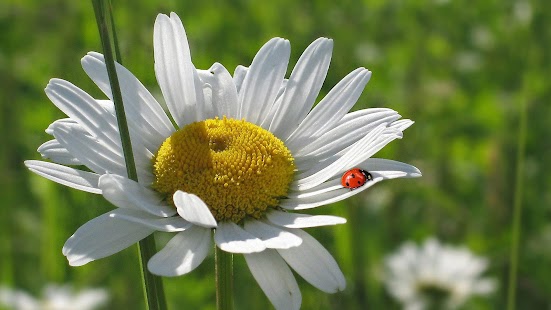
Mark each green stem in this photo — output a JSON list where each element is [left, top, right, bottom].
[[506, 75, 528, 310], [138, 235, 167, 310], [348, 201, 367, 309], [91, 0, 136, 180], [107, 0, 123, 65], [91, 1, 166, 309], [215, 244, 234, 310]]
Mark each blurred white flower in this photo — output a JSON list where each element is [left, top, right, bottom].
[[455, 51, 482, 73], [354, 41, 382, 65], [423, 79, 457, 99], [471, 26, 495, 50], [360, 186, 393, 213], [0, 285, 108, 310], [383, 238, 496, 310], [513, 0, 532, 25]]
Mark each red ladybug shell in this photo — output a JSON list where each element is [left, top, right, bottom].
[[341, 168, 372, 190]]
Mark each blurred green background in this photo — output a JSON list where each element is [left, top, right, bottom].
[[1, 0, 549, 309]]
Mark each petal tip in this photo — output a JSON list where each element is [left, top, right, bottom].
[[337, 280, 346, 292], [155, 13, 170, 25], [169, 12, 180, 20], [409, 165, 422, 177]]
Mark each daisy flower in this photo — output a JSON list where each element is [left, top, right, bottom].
[[383, 238, 496, 310], [25, 12, 420, 309], [0, 284, 108, 310]]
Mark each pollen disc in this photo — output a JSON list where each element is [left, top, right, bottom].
[[152, 117, 295, 223]]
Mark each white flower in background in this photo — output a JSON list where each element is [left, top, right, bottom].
[[513, 0, 532, 25], [25, 12, 420, 309], [0, 285, 108, 310], [383, 238, 496, 310]]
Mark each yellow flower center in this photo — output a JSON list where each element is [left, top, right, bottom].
[[152, 117, 295, 223]]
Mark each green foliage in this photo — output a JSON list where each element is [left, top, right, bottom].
[[1, 0, 548, 309]]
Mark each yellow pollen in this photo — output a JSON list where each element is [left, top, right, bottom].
[[152, 117, 295, 223]]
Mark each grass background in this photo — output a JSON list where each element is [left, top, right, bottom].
[[1, 0, 549, 309]]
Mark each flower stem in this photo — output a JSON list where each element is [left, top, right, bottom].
[[506, 74, 528, 310], [347, 200, 368, 309], [91, 0, 136, 179], [138, 235, 167, 310], [215, 244, 234, 310], [91, 1, 166, 309]]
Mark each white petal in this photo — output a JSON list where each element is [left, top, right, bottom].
[[278, 229, 345, 293], [173, 191, 217, 228], [244, 220, 302, 249], [233, 65, 248, 93], [238, 38, 290, 125], [200, 81, 215, 120], [45, 79, 121, 153], [96, 99, 115, 112], [285, 68, 372, 149], [293, 108, 400, 159], [266, 210, 346, 228], [244, 250, 301, 310], [154, 12, 204, 127], [45, 118, 77, 135], [269, 38, 333, 140], [362, 158, 422, 178], [24, 160, 101, 194], [275, 79, 288, 102], [281, 163, 419, 210], [81, 52, 175, 152], [285, 178, 343, 199], [95, 99, 156, 167], [46, 117, 115, 155], [283, 177, 383, 210], [52, 122, 126, 175], [309, 125, 402, 178], [99, 174, 176, 217], [214, 222, 266, 253], [197, 63, 239, 119], [110, 209, 192, 232], [258, 89, 284, 129], [37, 139, 81, 165], [50, 122, 154, 184], [192, 71, 209, 121], [293, 125, 401, 191], [63, 210, 154, 266], [390, 119, 414, 132], [148, 226, 211, 276], [45, 91, 153, 175]]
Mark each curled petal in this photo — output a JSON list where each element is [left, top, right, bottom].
[[148, 226, 211, 276], [244, 219, 302, 249], [173, 191, 217, 228], [215, 222, 265, 253], [278, 229, 346, 293], [25, 160, 101, 194], [63, 210, 154, 266], [266, 210, 346, 228], [99, 174, 176, 217], [244, 250, 302, 310]]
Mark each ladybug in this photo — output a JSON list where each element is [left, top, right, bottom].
[[341, 168, 372, 190]]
